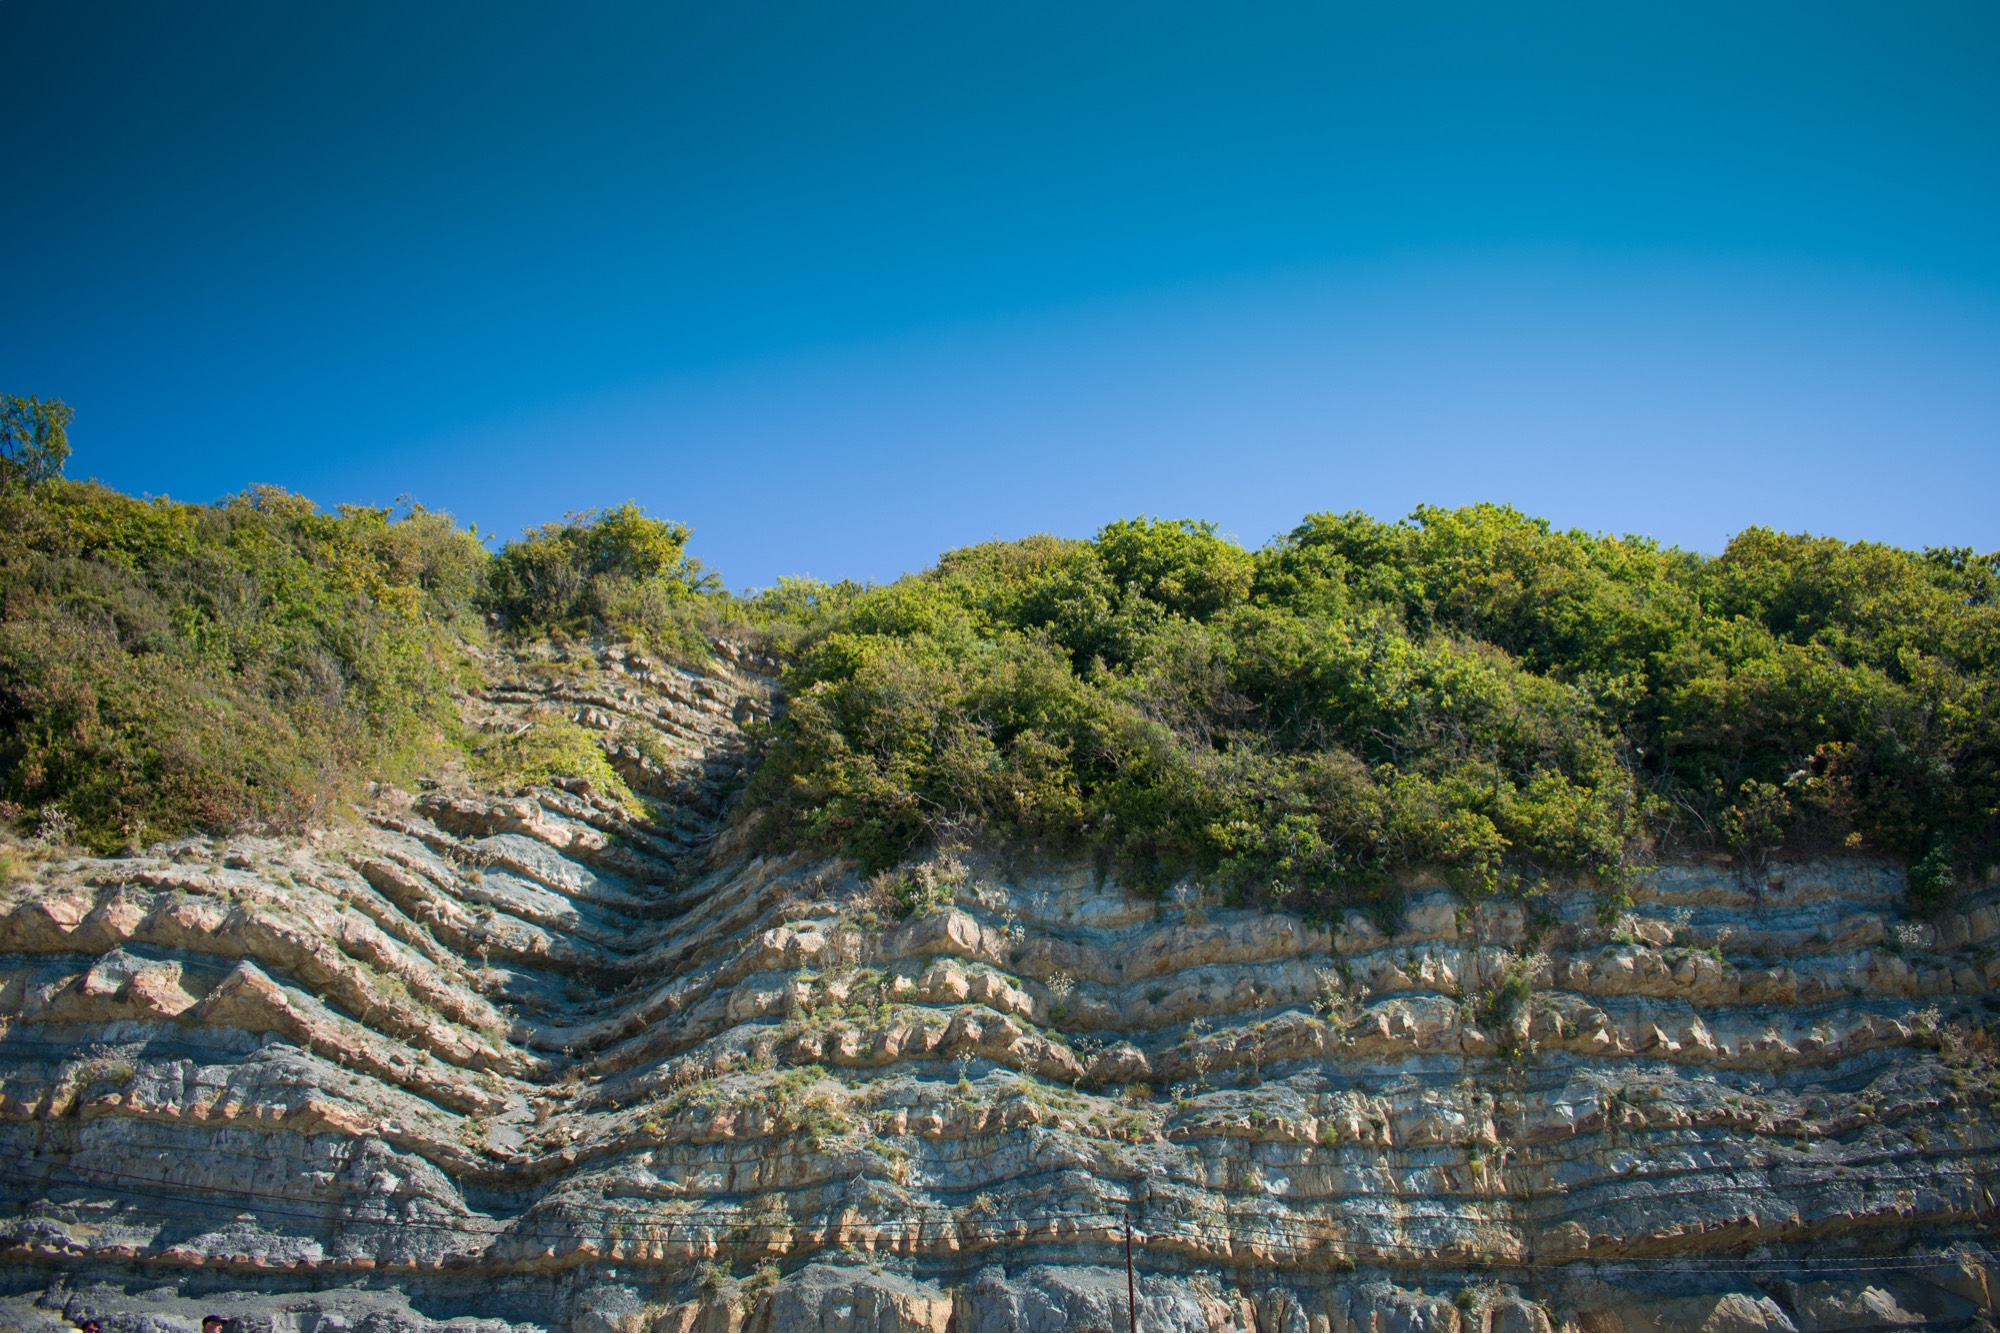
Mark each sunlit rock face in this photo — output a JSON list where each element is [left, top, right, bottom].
[[0, 645, 1995, 1332]]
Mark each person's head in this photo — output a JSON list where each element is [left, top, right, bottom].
[[201, 1317, 226, 1333], [77, 1322, 101, 1332]]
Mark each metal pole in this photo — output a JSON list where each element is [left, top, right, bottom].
[[1124, 1209, 1138, 1334]]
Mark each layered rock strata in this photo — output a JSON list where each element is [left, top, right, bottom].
[[0, 644, 1996, 1331]]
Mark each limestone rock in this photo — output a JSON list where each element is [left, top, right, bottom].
[[960, 1265, 1209, 1334], [764, 1264, 951, 1333], [1789, 1282, 1924, 1330]]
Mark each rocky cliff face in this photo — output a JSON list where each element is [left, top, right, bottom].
[[1, 645, 1996, 1332]]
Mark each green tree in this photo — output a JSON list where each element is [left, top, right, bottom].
[[0, 395, 73, 490]]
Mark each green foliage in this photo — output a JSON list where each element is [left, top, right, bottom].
[[490, 502, 724, 653], [1476, 951, 1542, 1029], [0, 395, 73, 491], [1909, 839, 1958, 910], [762, 1064, 853, 1145], [4, 435, 1989, 918], [750, 504, 1999, 912], [874, 854, 968, 920], [0, 479, 487, 849], [467, 714, 637, 808]]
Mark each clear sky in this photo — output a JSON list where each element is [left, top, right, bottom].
[[5, 2, 1998, 587]]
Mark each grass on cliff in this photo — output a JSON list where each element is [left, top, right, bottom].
[[746, 508, 2000, 914]]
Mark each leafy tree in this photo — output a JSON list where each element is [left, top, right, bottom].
[[0, 395, 73, 490]]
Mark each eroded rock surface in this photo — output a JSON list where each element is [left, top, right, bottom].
[[1, 643, 1996, 1331]]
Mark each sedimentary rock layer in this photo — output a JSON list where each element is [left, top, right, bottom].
[[0, 644, 1995, 1331]]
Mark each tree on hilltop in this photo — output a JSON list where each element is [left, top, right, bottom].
[[0, 394, 73, 490]]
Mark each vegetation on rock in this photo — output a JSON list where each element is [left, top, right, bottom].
[[2, 397, 1994, 912], [0, 478, 486, 850], [0, 409, 738, 849], [749, 510, 2000, 914], [488, 500, 729, 657]]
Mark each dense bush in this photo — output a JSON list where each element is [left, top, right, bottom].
[[748, 507, 2000, 912], [489, 502, 725, 654], [5, 405, 1991, 916], [0, 447, 759, 847], [0, 480, 488, 850]]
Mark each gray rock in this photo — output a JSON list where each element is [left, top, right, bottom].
[[1334, 1281, 1462, 1332], [1487, 1294, 1552, 1332], [566, 1280, 649, 1333], [1790, 1282, 1924, 1330], [764, 1264, 951, 1333], [960, 1265, 1209, 1333]]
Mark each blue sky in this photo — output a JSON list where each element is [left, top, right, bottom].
[[4, 2, 1997, 587]]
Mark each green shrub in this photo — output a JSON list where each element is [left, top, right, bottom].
[[1476, 951, 1543, 1029], [6, 418, 1991, 916], [467, 715, 636, 808], [747, 504, 1999, 912], [0, 479, 487, 849], [489, 502, 725, 656]]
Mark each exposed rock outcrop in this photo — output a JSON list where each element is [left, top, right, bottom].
[[1, 642, 1995, 1331]]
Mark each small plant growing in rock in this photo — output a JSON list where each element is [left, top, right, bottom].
[[1044, 970, 1076, 1026], [32, 805, 76, 849], [743, 1263, 782, 1303], [1454, 1284, 1504, 1321], [1312, 968, 1358, 1037], [1476, 951, 1545, 1030], [876, 853, 968, 921], [1523, 897, 1561, 948], [1594, 888, 1635, 930]]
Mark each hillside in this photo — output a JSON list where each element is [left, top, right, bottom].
[[0, 471, 1996, 1331]]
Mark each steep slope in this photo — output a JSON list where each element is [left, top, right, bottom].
[[0, 643, 1996, 1332]]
